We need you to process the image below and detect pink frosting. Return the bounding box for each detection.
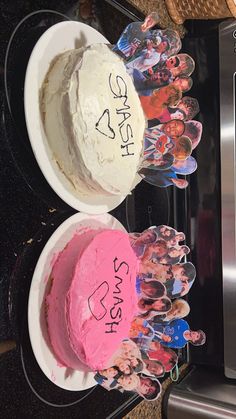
[47,228,138,372]
[66,229,138,371]
[46,229,98,371]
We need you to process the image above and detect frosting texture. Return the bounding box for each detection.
[47,228,138,371]
[41,44,145,196]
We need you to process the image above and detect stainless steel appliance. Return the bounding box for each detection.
[165,18,236,419]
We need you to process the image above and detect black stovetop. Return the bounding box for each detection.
[0,1,224,417]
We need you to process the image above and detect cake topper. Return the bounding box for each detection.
[94,224,205,401]
[94,338,162,401]
[114,12,202,190]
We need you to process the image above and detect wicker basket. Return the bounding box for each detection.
[165,0,236,24]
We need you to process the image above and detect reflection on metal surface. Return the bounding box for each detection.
[219,18,236,379]
[166,366,236,419]
[104,0,143,21]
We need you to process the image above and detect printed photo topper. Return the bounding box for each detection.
[129,317,206,351]
[129,224,195,300]
[92,13,206,398]
[113,12,160,60]
[93,338,162,401]
[138,262,196,299]
[130,224,190,264]
[113,11,202,190]
[137,296,172,320]
[94,314,205,400]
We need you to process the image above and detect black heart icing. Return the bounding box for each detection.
[95,109,115,139]
[88,281,109,321]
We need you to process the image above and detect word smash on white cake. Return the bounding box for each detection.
[41,44,145,196]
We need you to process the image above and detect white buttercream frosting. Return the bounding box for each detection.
[41,43,145,196]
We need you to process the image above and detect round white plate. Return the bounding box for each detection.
[24,21,127,214]
[28,212,127,391]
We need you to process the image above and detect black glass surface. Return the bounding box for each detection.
[180,22,223,367]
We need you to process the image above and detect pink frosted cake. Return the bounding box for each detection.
[46,228,138,371]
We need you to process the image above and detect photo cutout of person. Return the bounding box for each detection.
[129,357,144,374]
[143,358,165,378]
[95,341,144,391]
[94,366,122,388]
[171,155,197,175]
[143,127,175,159]
[156,225,184,242]
[113,12,159,59]
[160,29,182,57]
[139,84,182,120]
[170,135,192,160]
[136,374,161,400]
[115,339,142,361]
[132,68,173,96]
[139,167,189,189]
[161,262,196,299]
[170,76,193,93]
[136,278,166,299]
[112,357,134,376]
[153,225,187,254]
[166,275,193,299]
[131,338,178,374]
[184,120,203,149]
[148,95,199,126]
[151,318,206,349]
[140,152,175,171]
[104,371,162,400]
[115,373,141,392]
[129,317,155,340]
[138,261,196,299]
[147,341,178,373]
[129,228,157,257]
[157,119,185,139]
[151,298,190,323]
[170,96,200,121]
[145,53,195,79]
[147,54,180,75]
[126,33,170,75]
[165,233,186,248]
[94,348,163,398]
[167,107,186,121]
[138,296,172,319]
[159,245,190,265]
[169,53,195,78]
[110,355,144,376]
[141,238,168,262]
[147,105,186,127]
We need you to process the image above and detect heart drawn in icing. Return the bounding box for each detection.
[88,281,109,321]
[95,109,115,139]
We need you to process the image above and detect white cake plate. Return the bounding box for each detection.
[24,21,128,214]
[28,212,127,391]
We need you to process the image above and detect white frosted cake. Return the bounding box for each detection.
[41,43,145,196]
